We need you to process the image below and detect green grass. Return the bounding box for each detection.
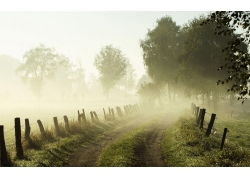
[8,115,135,167]
[161,111,250,167]
[96,122,153,167]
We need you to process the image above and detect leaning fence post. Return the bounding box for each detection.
[0,125,8,167]
[93,111,99,122]
[196,109,202,125]
[116,106,121,118]
[15,117,24,159]
[195,106,199,121]
[124,106,128,115]
[78,110,81,123]
[25,118,31,140]
[220,128,228,150]
[53,117,60,136]
[111,108,115,119]
[82,109,87,123]
[63,115,70,132]
[103,108,106,120]
[119,107,123,117]
[199,109,206,129]
[37,120,46,138]
[90,111,95,123]
[108,107,111,115]
[205,114,216,137]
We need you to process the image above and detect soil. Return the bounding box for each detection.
[64,110,176,167]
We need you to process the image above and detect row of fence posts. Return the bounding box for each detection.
[0,101,151,167]
[191,103,228,150]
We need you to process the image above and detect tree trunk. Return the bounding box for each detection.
[212,91,218,113]
[202,93,205,106]
[172,85,175,103]
[207,93,211,110]
[168,83,172,104]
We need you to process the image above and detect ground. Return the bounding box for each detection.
[64,110,176,167]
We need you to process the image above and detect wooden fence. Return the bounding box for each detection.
[191,103,228,150]
[0,101,151,167]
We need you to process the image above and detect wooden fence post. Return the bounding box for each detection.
[103,108,106,120]
[78,110,81,123]
[90,111,95,123]
[111,108,115,119]
[196,109,202,125]
[199,109,206,129]
[93,111,99,122]
[0,125,8,167]
[108,107,111,116]
[220,128,228,150]
[124,106,128,115]
[116,106,121,118]
[37,120,46,138]
[119,107,123,116]
[53,117,60,136]
[25,118,31,140]
[15,118,24,159]
[205,114,216,137]
[195,106,199,121]
[63,115,70,132]
[82,109,87,123]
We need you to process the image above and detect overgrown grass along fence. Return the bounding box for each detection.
[0,101,151,167]
[191,103,228,150]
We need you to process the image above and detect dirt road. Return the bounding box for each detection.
[64,110,175,167]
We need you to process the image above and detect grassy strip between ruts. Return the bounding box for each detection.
[161,111,250,167]
[11,114,136,167]
[96,120,154,167]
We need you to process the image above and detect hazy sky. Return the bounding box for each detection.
[0,11,210,81]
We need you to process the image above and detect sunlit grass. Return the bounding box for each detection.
[9,115,131,166]
[161,111,250,167]
[97,122,152,167]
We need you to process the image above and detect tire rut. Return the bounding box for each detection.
[135,114,173,167]
[64,113,158,167]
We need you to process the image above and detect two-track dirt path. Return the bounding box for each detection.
[64,110,176,167]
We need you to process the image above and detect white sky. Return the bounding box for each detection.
[0,11,209,81]
[1,0,245,82]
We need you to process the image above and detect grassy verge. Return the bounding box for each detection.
[96,121,153,167]
[161,111,250,167]
[9,115,135,167]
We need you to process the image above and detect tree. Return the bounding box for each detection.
[94,45,128,99]
[140,15,181,103]
[137,82,160,105]
[201,11,250,102]
[178,16,248,111]
[117,62,137,94]
[71,60,87,101]
[45,54,73,100]
[17,44,60,99]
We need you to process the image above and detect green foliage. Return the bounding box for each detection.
[161,112,250,167]
[201,11,250,102]
[178,16,236,100]
[94,45,128,97]
[140,15,180,84]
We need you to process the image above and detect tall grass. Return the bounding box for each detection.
[161,111,250,167]
[9,115,131,166]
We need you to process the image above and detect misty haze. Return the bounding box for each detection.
[1,11,250,170]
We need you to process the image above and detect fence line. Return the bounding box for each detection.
[0,101,149,166]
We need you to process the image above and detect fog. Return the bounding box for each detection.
[1,11,249,136]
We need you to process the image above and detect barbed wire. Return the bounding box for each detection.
[4,127,15,134]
